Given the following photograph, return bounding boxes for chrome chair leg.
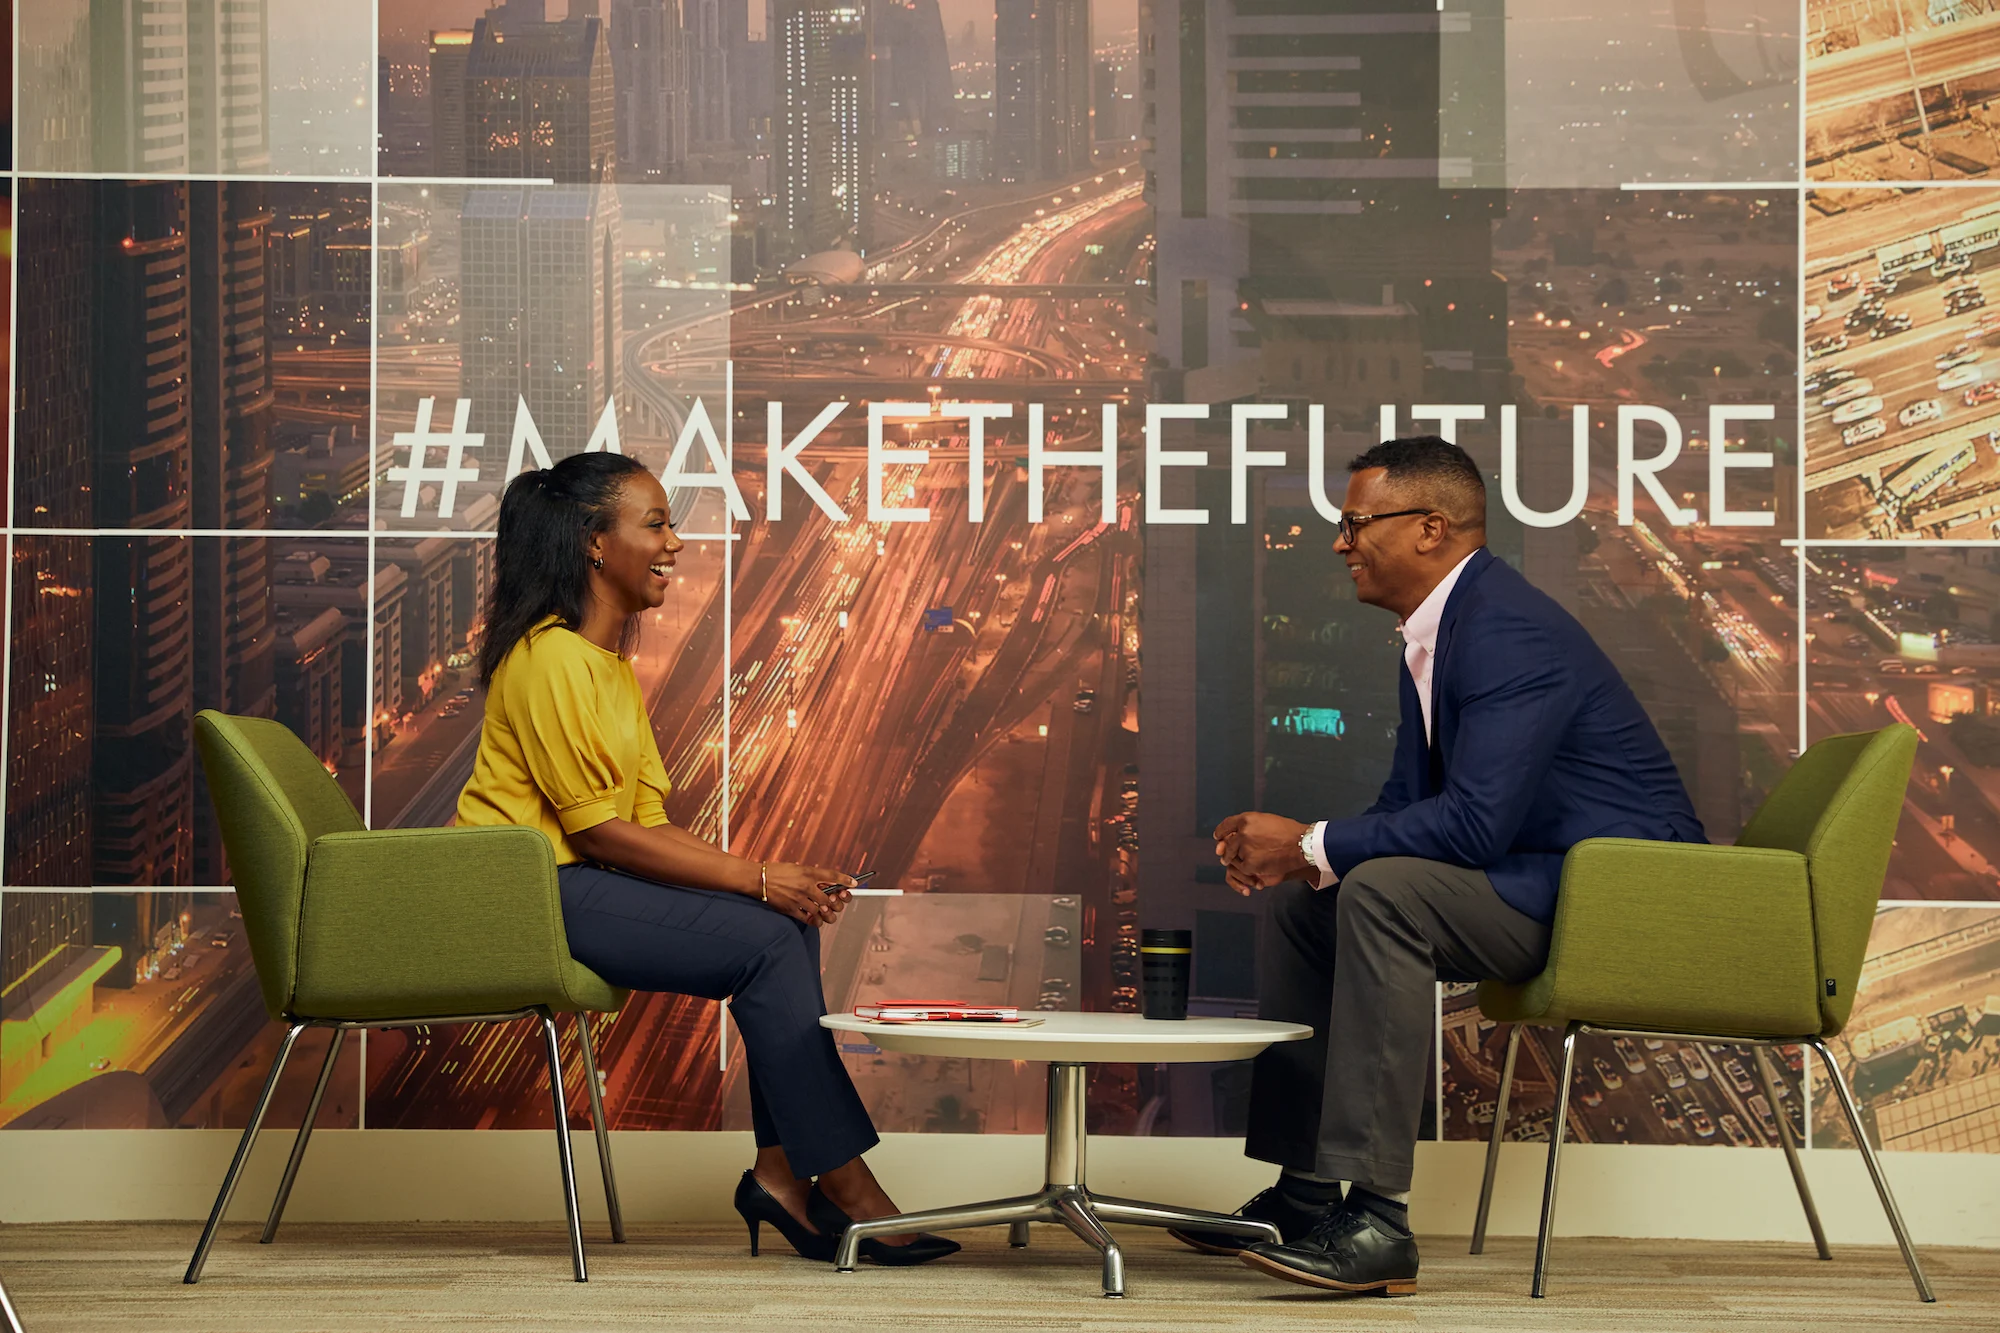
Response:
[1811,1039,1935,1302]
[185,1021,307,1283]
[261,1027,347,1244]
[1009,1221,1031,1247]
[538,1009,588,1282]
[574,1013,625,1243]
[1754,1046,1829,1261]
[1052,1193,1126,1298]
[1531,1021,1581,1298]
[1471,1023,1521,1255]
[1,1271,24,1333]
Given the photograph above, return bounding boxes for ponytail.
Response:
[478,452,650,689]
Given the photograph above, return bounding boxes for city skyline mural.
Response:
[2,0,1999,1165]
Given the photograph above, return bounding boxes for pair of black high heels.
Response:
[733,1171,961,1266]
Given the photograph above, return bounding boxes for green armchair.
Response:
[183,711,630,1284]
[1469,724,1934,1302]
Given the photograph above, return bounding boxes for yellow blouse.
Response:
[456,616,672,862]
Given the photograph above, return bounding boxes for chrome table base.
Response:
[833,1062,1280,1297]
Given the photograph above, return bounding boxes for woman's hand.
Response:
[762,862,857,926]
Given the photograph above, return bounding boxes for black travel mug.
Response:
[1141,929,1192,1020]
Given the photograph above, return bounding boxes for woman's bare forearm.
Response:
[569,818,758,896]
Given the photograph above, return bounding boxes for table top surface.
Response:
[819,1012,1312,1063]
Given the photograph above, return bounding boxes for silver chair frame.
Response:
[0,1271,23,1333]
[832,1061,1281,1297]
[1470,1022,1934,1303]
[184,1005,623,1284]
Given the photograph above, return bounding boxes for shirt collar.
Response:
[1398,549,1480,655]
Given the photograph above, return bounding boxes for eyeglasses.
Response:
[1337,508,1436,545]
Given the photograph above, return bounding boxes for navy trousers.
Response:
[556,862,879,1178]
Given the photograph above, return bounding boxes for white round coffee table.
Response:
[819,1012,1312,1297]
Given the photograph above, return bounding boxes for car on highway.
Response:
[1879,658,1907,674]
[1896,396,1944,428]
[1072,686,1095,714]
[1805,366,1858,394]
[1652,1094,1684,1127]
[1937,344,1981,371]
[1804,302,1824,325]
[1686,1103,1716,1138]
[1897,399,1944,428]
[1044,925,1071,946]
[1842,419,1888,448]
[1870,314,1914,339]
[1967,381,2000,408]
[1827,272,1860,300]
[1655,1052,1688,1088]
[1724,1058,1757,1094]
[1578,1082,1605,1109]
[1821,377,1875,407]
[1719,1113,1753,1147]
[1591,1056,1623,1091]
[1748,1094,1780,1138]
[1830,396,1884,425]
[1807,333,1849,359]
[1682,1046,1713,1080]
[1933,256,1972,280]
[1948,290,1988,316]
[1939,363,1986,392]
[1041,976,1071,992]
[1614,1036,1647,1075]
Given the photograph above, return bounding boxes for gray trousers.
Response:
[1246,857,1551,1193]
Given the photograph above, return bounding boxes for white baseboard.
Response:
[4,1131,1996,1248]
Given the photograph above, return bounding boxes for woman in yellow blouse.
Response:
[458,452,955,1267]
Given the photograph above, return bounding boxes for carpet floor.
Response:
[3,1222,1995,1331]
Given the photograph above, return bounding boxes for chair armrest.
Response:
[291,825,617,1022]
[1479,838,1823,1038]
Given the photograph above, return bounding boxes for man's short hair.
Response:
[1348,435,1487,531]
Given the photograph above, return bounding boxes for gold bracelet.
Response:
[759,864,768,902]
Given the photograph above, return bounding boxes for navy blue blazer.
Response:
[1321,547,1706,923]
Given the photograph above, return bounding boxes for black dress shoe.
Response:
[1237,1200,1420,1296]
[733,1170,837,1262]
[805,1185,963,1267]
[1167,1185,1337,1256]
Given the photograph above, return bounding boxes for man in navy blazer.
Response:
[1172,436,1704,1296]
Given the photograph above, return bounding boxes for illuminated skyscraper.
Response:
[8,180,96,888]
[89,182,196,888]
[876,0,953,141]
[773,0,871,256]
[189,182,279,883]
[428,29,474,178]
[186,0,273,173]
[994,0,1089,183]
[22,0,272,174]
[459,185,625,462]
[611,0,692,176]
[464,15,617,184]
[686,0,731,145]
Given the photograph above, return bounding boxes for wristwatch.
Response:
[1298,824,1330,884]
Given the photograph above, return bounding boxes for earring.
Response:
[591,556,604,570]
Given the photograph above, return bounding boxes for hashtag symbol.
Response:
[387,397,484,519]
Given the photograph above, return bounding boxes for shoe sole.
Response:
[1167,1229,1248,1256]
[1238,1249,1418,1296]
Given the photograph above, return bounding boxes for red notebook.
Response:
[856,1000,1022,1022]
